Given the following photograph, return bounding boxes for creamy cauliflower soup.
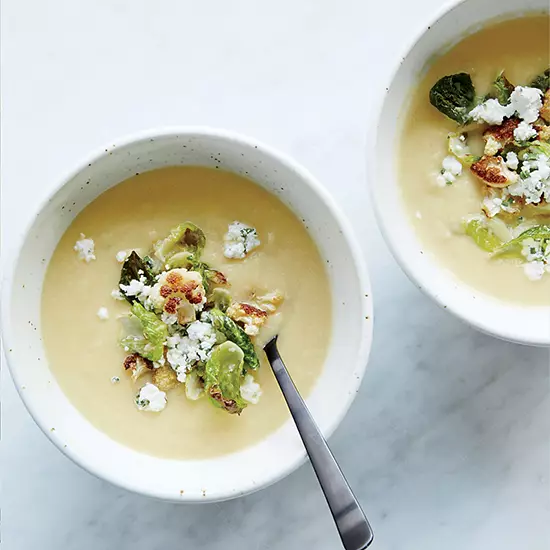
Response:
[42,166,332,459]
[399,15,550,305]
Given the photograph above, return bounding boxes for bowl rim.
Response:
[367,0,550,347]
[1,125,373,501]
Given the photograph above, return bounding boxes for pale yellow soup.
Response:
[42,166,332,459]
[399,15,550,305]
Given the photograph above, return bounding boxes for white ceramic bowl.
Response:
[370,0,550,346]
[2,127,372,502]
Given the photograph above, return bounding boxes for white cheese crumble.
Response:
[165,321,217,382]
[116,250,128,263]
[135,383,167,412]
[482,196,503,218]
[436,155,462,187]
[442,155,462,176]
[74,234,96,262]
[514,121,537,142]
[469,98,510,125]
[111,289,125,300]
[508,154,550,204]
[240,374,262,405]
[509,86,543,123]
[223,221,261,259]
[469,86,543,125]
[119,275,154,308]
[111,376,120,384]
[96,307,109,320]
[520,237,550,281]
[505,151,519,170]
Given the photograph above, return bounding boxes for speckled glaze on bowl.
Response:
[1,127,372,502]
[370,0,550,346]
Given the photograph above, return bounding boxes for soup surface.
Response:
[399,15,550,304]
[42,166,332,459]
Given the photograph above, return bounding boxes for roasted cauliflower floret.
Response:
[471,155,519,188]
[227,302,267,336]
[254,290,284,313]
[123,353,153,382]
[151,364,180,392]
[149,268,206,321]
[482,117,519,156]
[227,291,284,336]
[540,89,550,123]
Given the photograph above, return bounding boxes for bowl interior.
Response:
[3,129,372,501]
[371,0,550,346]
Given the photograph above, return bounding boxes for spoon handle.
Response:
[264,337,373,550]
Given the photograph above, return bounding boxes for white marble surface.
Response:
[2,1,549,548]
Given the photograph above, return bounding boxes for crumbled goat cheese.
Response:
[111,289,125,300]
[223,222,261,259]
[240,374,262,405]
[116,250,128,263]
[436,155,462,187]
[469,98,510,125]
[505,152,519,170]
[442,155,463,176]
[469,86,543,125]
[436,171,456,187]
[74,234,96,262]
[509,86,543,124]
[111,376,120,384]
[97,307,109,320]
[514,120,537,142]
[119,276,154,308]
[520,237,550,280]
[508,154,550,204]
[482,196,503,218]
[165,321,217,382]
[135,383,167,412]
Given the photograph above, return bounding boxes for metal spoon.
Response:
[264,336,374,550]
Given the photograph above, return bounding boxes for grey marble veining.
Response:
[2,0,549,548]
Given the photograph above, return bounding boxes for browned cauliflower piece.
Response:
[470,156,519,188]
[227,291,284,336]
[149,268,206,324]
[123,353,153,382]
[254,291,284,313]
[152,364,180,392]
[226,302,268,336]
[482,117,519,156]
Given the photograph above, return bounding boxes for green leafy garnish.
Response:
[153,222,206,266]
[463,218,503,252]
[208,308,260,371]
[120,302,167,362]
[429,73,476,124]
[492,225,550,258]
[492,71,514,105]
[519,141,550,161]
[530,68,550,92]
[204,341,247,414]
[119,251,155,303]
